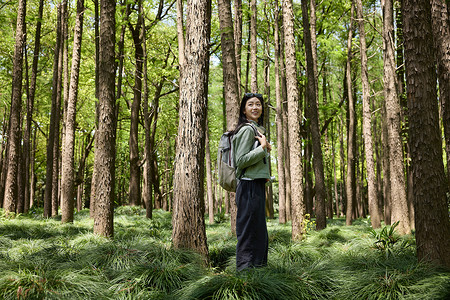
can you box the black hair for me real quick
[233,93,264,134]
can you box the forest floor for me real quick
[0,206,449,299]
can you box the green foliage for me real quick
[0,210,449,299]
[369,221,412,258]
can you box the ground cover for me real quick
[0,207,448,299]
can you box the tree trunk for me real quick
[44,2,63,218]
[61,0,85,223]
[302,0,326,230]
[431,0,450,190]
[382,0,410,233]
[205,123,215,224]
[172,0,211,259]
[233,0,243,94]
[274,0,286,224]
[355,0,381,228]
[403,0,450,267]
[217,0,240,235]
[381,103,391,225]
[345,1,356,226]
[250,0,258,92]
[128,5,143,207]
[93,0,116,238]
[3,0,26,215]
[23,0,44,214]
[283,0,306,240]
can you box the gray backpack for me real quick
[217,123,258,192]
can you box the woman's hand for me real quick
[255,132,272,152]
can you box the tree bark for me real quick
[217,0,240,235]
[128,4,144,207]
[283,0,306,240]
[345,1,356,226]
[250,0,258,92]
[355,0,381,228]
[61,0,85,223]
[3,0,26,215]
[205,122,215,224]
[274,0,286,224]
[431,0,450,190]
[93,0,116,238]
[172,0,211,258]
[403,0,450,267]
[382,0,410,233]
[302,0,326,230]
[233,0,243,94]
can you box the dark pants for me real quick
[235,179,268,271]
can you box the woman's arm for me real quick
[234,126,266,170]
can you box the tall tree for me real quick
[345,1,356,226]
[403,0,450,267]
[172,0,211,257]
[274,0,286,224]
[250,0,258,92]
[44,1,64,218]
[61,0,85,223]
[233,0,243,94]
[381,0,410,234]
[22,0,45,214]
[128,2,144,207]
[283,0,306,240]
[3,0,26,215]
[301,0,326,230]
[217,0,240,234]
[431,0,450,189]
[355,0,381,228]
[93,0,116,237]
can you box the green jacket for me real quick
[233,121,271,180]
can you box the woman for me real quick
[232,93,271,271]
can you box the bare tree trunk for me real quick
[217,0,240,234]
[250,0,258,92]
[431,0,450,190]
[302,0,326,230]
[356,0,381,228]
[283,0,305,240]
[44,2,63,218]
[61,0,85,223]
[403,0,450,267]
[3,0,26,215]
[172,0,211,259]
[382,0,409,233]
[382,103,391,224]
[128,5,143,207]
[233,0,243,94]
[93,0,116,238]
[206,123,215,224]
[274,0,286,224]
[345,2,356,226]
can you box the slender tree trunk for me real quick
[128,6,143,207]
[382,0,409,233]
[382,103,391,224]
[61,0,85,223]
[93,0,116,238]
[283,0,305,240]
[233,0,243,94]
[345,2,356,226]
[302,0,326,230]
[23,0,44,214]
[250,0,258,92]
[274,0,286,224]
[355,0,381,228]
[172,0,211,258]
[431,0,450,189]
[44,2,63,218]
[217,0,240,234]
[3,0,26,215]
[206,123,215,224]
[403,0,450,267]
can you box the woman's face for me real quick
[244,97,262,123]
